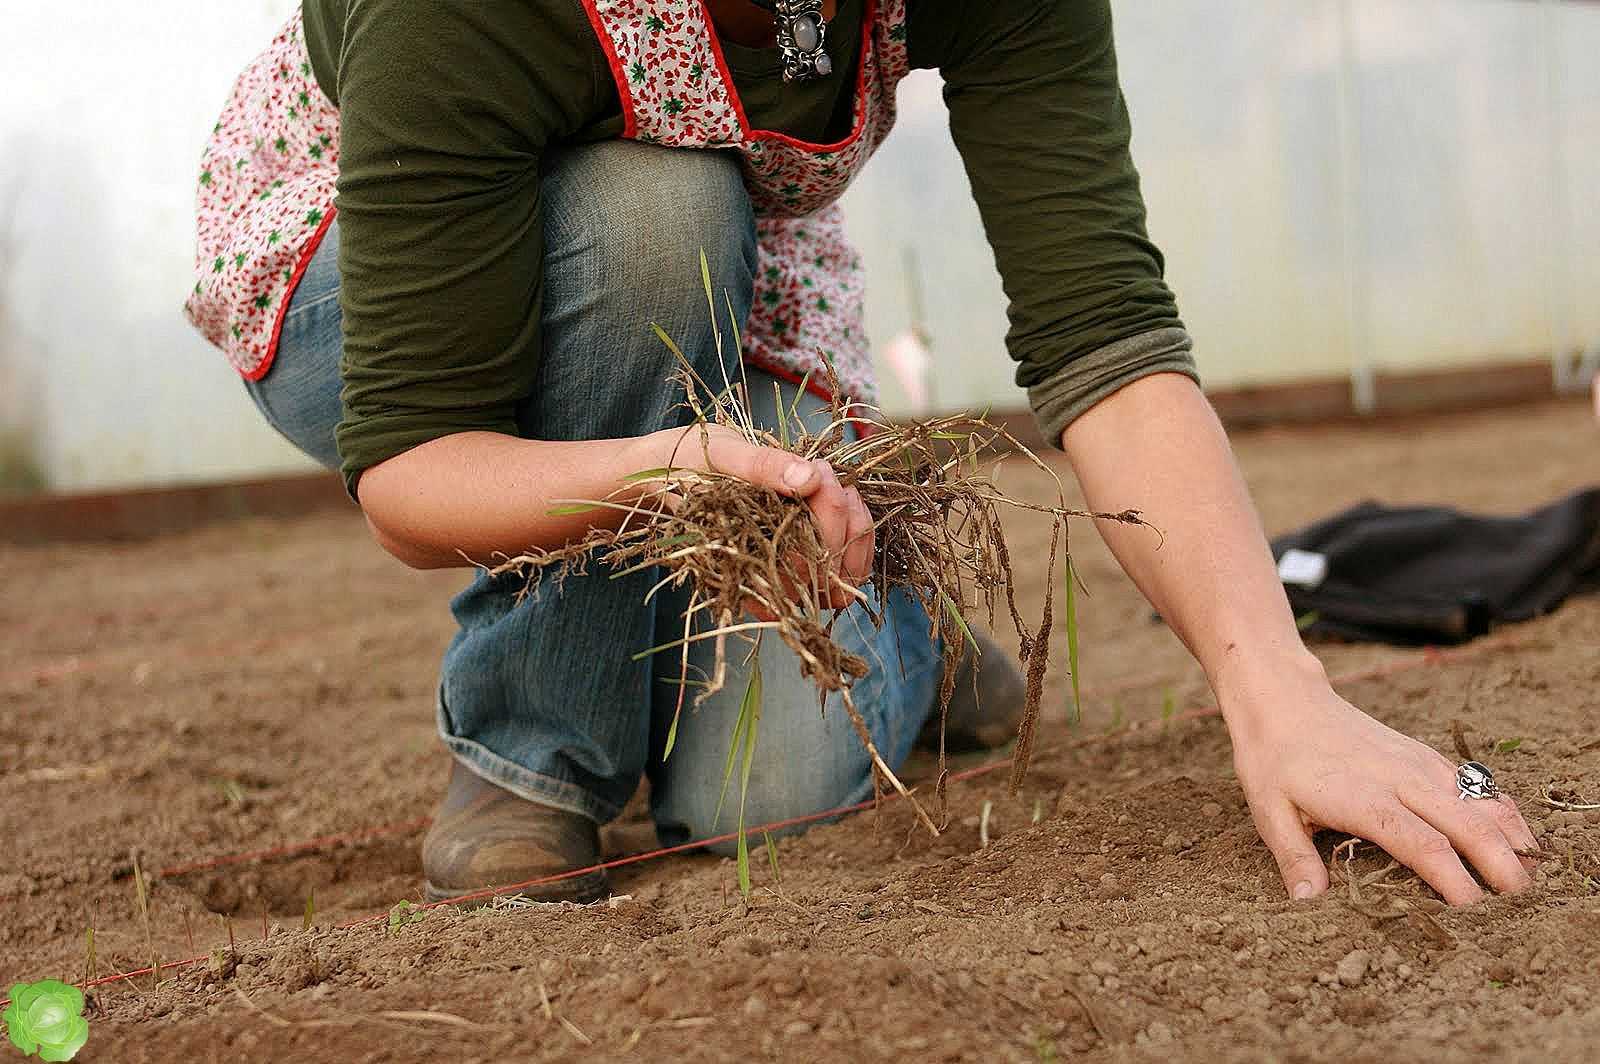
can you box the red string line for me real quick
[0,631,1526,1005]
[155,818,433,879]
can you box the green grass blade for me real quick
[1294,610,1320,632]
[939,590,980,655]
[773,382,791,448]
[700,247,718,339]
[714,646,764,828]
[787,368,815,426]
[1064,555,1082,725]
[736,672,761,896]
[723,290,742,355]
[621,466,675,483]
[650,320,719,405]
[547,503,599,516]
[739,661,761,800]
[736,823,752,898]
[650,321,690,365]
[711,696,749,829]
[763,831,781,884]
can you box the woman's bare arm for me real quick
[1061,372,1537,903]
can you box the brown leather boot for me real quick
[422,761,608,904]
[918,628,1027,754]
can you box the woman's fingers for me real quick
[1251,798,1329,900]
[699,435,819,497]
[809,461,853,557]
[841,485,874,584]
[665,433,872,612]
[1361,800,1483,906]
[1495,796,1542,872]
[1401,781,1534,895]
[804,461,864,608]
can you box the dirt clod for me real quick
[1336,949,1371,988]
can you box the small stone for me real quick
[1378,946,1402,972]
[1396,964,1413,981]
[768,974,804,997]
[783,1020,813,1037]
[1201,802,1224,819]
[1096,873,1125,900]
[1272,984,1307,1003]
[1316,970,1337,986]
[1336,949,1371,988]
[743,994,768,1018]
[1485,961,1517,984]
[1090,958,1118,976]
[1162,832,1184,854]
[1145,1021,1175,1045]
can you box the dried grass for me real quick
[488,303,1144,833]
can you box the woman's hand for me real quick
[634,423,874,610]
[1223,654,1538,905]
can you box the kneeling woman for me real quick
[185,0,1536,906]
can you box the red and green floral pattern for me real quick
[590,0,910,405]
[184,13,338,380]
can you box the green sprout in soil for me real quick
[387,901,426,933]
[1063,557,1083,725]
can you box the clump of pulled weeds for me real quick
[487,355,1145,834]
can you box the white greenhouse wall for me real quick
[2,0,1596,492]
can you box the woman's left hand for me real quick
[1223,657,1538,905]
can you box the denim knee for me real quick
[649,589,942,855]
[541,141,758,394]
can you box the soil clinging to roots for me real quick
[487,353,1146,831]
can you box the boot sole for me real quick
[423,869,609,907]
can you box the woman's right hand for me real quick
[633,423,874,610]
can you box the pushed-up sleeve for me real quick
[907,0,1198,445]
[330,0,603,494]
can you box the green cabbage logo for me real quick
[3,981,89,1061]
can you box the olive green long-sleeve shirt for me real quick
[303,0,1195,492]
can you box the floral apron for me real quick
[185,2,908,406]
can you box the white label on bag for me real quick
[1277,549,1328,589]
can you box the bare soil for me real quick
[4,399,1599,1063]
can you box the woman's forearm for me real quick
[354,424,858,576]
[355,430,665,568]
[1059,372,1322,711]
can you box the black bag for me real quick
[1269,487,1600,645]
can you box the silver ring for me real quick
[1456,760,1499,801]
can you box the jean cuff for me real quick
[433,690,616,823]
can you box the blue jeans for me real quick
[246,140,940,850]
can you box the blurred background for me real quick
[1,0,1596,497]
